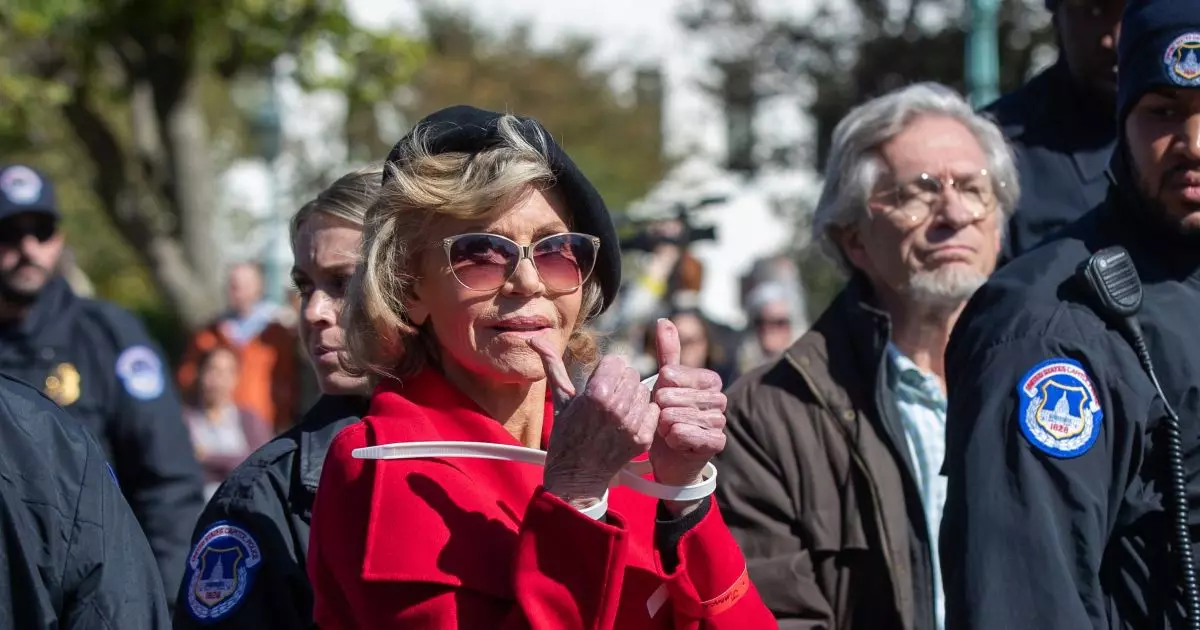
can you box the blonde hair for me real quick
[290,163,384,250]
[342,115,604,379]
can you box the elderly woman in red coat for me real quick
[307,105,775,629]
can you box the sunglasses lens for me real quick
[448,234,519,290]
[0,215,56,246]
[532,233,597,291]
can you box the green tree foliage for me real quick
[402,7,670,213]
[680,0,1054,318]
[0,0,423,351]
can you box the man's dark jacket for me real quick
[716,279,935,630]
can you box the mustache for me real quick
[1,257,51,277]
[1161,162,1200,187]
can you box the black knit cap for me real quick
[1116,0,1200,126]
[383,105,622,311]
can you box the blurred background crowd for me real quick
[0,0,1052,488]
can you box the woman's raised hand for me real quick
[529,337,659,510]
[647,318,727,515]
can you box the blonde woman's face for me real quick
[408,189,584,386]
[291,213,370,396]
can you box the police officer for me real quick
[943,1,1200,627]
[0,164,204,605]
[985,0,1122,262]
[0,372,170,628]
[174,166,375,628]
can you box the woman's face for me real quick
[198,349,239,407]
[408,189,585,386]
[291,213,371,396]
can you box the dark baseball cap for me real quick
[0,164,59,222]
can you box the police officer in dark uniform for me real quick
[175,166,376,628]
[985,0,1122,262]
[0,164,204,605]
[0,372,170,628]
[943,1,1200,627]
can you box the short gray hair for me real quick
[810,82,1020,274]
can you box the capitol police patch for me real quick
[1017,358,1103,459]
[115,345,164,400]
[184,521,263,622]
[1165,32,1200,87]
[0,165,44,205]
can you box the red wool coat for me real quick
[307,368,776,629]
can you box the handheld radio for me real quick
[1079,246,1200,628]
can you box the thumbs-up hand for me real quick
[648,318,727,512]
[529,337,660,511]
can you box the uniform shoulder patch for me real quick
[184,521,263,622]
[1017,358,1103,459]
[114,345,164,400]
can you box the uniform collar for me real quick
[11,276,76,341]
[298,394,369,490]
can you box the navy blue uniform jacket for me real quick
[0,276,204,604]
[0,372,171,628]
[984,61,1116,262]
[174,394,366,628]
[943,175,1200,628]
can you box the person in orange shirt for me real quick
[179,263,298,431]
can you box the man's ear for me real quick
[834,223,870,274]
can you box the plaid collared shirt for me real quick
[888,344,947,630]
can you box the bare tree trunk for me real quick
[63,79,222,331]
[164,80,222,288]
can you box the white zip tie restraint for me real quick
[353,373,718,520]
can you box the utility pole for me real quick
[249,64,285,304]
[966,0,1001,108]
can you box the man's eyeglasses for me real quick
[0,214,57,247]
[869,169,1003,226]
[443,232,600,292]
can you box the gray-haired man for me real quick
[715,82,1018,630]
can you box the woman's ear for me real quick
[406,288,429,326]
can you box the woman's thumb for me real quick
[528,337,576,408]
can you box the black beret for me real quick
[384,105,622,312]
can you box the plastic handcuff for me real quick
[352,375,718,520]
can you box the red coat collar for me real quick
[368,367,555,448]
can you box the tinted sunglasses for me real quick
[0,214,57,246]
[442,232,600,292]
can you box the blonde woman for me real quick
[176,166,379,629]
[307,106,773,629]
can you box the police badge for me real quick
[1164,32,1200,87]
[184,521,263,622]
[1017,358,1104,458]
[44,362,81,407]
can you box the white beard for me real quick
[904,264,987,310]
